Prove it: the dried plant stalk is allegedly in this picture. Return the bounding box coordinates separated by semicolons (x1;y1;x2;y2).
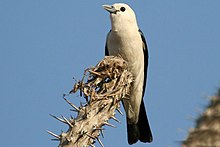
182;90;220;147
48;56;133;147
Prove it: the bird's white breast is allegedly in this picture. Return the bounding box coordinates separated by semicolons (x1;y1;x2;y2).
107;30;145;123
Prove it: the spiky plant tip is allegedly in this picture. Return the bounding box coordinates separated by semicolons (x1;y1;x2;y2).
182;88;220;147
49;56;133;147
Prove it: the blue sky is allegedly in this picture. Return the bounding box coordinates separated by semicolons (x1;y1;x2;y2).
0;1;220;147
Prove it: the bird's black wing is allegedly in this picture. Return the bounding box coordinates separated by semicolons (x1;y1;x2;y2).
138;29;149;97
137;29;153;143
105;30;111;56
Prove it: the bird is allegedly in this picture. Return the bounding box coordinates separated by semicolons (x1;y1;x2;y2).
102;3;153;145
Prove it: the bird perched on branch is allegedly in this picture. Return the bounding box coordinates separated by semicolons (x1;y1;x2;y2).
103;3;153;145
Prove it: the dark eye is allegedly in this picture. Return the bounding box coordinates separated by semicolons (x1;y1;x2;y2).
120;7;126;12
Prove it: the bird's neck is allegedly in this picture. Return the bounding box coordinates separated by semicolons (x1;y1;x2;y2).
111;22;139;32
111;26;139;33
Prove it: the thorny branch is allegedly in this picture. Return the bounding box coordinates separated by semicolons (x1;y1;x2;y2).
48;56;133;147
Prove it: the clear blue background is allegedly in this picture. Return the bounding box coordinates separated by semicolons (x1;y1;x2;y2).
0;1;220;147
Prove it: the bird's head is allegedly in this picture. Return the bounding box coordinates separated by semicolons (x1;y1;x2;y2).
102;3;139;31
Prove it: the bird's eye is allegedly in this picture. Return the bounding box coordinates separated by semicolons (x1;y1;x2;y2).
120;7;126;12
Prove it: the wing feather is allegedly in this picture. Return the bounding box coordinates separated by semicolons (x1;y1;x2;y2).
138;29;149;97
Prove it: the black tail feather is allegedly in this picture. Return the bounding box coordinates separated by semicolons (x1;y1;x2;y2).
138;100;153;143
127;123;139;145
127;100;153;144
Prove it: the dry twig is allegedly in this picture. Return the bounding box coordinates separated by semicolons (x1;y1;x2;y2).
48;56;133;147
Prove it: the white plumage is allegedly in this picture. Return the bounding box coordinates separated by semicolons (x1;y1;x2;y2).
103;3;153;144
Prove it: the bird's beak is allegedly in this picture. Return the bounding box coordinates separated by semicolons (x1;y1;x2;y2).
102;5;118;14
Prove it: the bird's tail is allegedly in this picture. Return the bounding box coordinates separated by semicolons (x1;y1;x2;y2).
127;100;153;145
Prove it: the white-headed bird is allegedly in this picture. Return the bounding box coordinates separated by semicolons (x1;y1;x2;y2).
103;3;153;145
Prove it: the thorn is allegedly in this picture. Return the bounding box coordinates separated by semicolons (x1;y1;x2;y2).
103;122;116;128
96;137;104;147
93;127;105;137
111;116;121;123
49;114;67;124
80;101;83;107
70;109;79;112
63;93;70;98
70;115;74;119
51;139;60;141
69;117;75;125
65;136;71;142
89;70;102;76
93;127;105;131
61;115;74;128
100;129;104;138
47;130;61;139
116;108;123;115
80;73;86;96
63;98;80;112
85;133;95;139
